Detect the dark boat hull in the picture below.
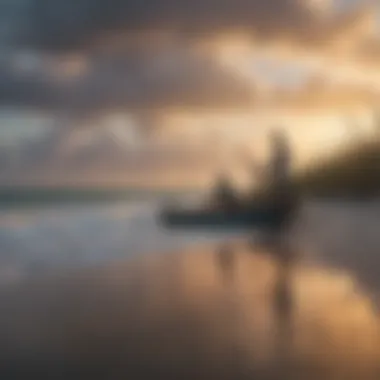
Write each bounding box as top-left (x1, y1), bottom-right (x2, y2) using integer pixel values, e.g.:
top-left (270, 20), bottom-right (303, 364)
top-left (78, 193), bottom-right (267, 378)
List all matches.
top-left (159, 207), bottom-right (283, 231)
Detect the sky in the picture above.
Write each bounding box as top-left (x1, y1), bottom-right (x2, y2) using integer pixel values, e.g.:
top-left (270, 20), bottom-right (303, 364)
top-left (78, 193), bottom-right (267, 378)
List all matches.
top-left (0, 0), bottom-right (379, 186)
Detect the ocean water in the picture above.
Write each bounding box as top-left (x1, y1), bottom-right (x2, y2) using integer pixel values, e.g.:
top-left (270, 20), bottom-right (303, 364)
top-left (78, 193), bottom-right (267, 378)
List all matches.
top-left (1, 196), bottom-right (380, 295)
top-left (0, 196), bottom-right (247, 282)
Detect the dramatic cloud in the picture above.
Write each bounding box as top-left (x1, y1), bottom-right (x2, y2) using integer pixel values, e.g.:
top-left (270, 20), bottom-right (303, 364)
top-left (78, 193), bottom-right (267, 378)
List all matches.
top-left (1, 44), bottom-right (379, 117)
top-left (1, 0), bottom-right (374, 57)
top-left (0, 0), bottom-right (320, 52)
top-left (0, 0), bottom-right (377, 115)
top-left (0, 46), bottom-right (256, 113)
top-left (0, 0), bottom-right (378, 186)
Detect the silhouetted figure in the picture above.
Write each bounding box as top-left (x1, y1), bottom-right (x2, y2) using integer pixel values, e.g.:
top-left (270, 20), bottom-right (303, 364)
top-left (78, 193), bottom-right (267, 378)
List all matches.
top-left (269, 129), bottom-right (290, 180)
top-left (267, 129), bottom-right (299, 236)
top-left (212, 174), bottom-right (239, 212)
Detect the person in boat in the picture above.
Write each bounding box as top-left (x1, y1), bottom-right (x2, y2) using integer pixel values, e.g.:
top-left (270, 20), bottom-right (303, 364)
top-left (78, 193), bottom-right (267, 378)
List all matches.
top-left (212, 174), bottom-right (240, 212)
top-left (267, 128), bottom-right (299, 236)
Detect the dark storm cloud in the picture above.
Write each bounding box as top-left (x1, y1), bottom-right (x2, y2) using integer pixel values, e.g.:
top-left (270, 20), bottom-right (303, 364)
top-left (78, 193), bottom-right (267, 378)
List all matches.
top-left (1, 0), bottom-right (317, 51)
top-left (0, 0), bottom-right (332, 115)
top-left (0, 64), bottom-right (56, 110)
top-left (0, 47), bottom-right (255, 113)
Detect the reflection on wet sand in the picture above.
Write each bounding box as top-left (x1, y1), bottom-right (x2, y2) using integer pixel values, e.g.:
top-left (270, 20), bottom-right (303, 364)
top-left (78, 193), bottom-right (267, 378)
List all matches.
top-left (0, 243), bottom-right (379, 380)
top-left (272, 245), bottom-right (294, 380)
top-left (216, 243), bottom-right (236, 286)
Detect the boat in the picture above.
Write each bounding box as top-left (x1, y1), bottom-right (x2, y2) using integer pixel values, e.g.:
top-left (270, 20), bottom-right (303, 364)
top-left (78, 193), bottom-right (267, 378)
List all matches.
top-left (159, 204), bottom-right (286, 231)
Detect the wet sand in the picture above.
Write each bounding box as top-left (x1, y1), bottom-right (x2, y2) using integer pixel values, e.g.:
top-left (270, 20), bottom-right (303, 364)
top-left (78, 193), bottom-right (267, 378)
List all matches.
top-left (0, 240), bottom-right (380, 380)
